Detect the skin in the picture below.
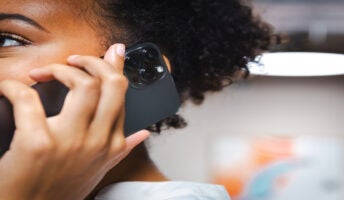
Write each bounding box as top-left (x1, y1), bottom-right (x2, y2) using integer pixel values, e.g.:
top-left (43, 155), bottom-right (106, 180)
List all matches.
top-left (0, 0), bottom-right (166, 199)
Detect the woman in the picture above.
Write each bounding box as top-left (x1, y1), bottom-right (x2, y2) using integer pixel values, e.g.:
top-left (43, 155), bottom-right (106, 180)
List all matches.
top-left (0, 0), bottom-right (273, 199)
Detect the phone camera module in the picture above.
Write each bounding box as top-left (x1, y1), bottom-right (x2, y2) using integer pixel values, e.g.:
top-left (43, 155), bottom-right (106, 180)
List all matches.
top-left (124, 47), bottom-right (165, 88)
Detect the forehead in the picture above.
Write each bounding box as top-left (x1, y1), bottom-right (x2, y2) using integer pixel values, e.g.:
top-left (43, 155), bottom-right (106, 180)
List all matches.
top-left (0, 0), bottom-right (93, 27)
top-left (0, 0), bottom-right (108, 55)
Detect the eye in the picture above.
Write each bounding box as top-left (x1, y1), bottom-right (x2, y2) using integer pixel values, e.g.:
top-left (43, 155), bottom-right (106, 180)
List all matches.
top-left (0, 33), bottom-right (31, 47)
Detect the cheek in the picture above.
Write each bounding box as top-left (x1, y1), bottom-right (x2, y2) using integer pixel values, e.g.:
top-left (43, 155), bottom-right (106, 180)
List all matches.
top-left (0, 54), bottom-right (51, 84)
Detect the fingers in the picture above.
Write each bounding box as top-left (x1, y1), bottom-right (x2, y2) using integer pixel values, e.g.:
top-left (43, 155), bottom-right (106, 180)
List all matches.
top-left (26, 44), bottom-right (130, 157)
top-left (30, 64), bottom-right (100, 129)
top-left (67, 44), bottom-right (128, 139)
top-left (0, 80), bottom-right (48, 139)
top-left (29, 44), bottom-right (128, 147)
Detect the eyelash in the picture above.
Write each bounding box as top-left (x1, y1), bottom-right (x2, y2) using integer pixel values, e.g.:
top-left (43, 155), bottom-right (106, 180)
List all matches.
top-left (0, 32), bottom-right (32, 47)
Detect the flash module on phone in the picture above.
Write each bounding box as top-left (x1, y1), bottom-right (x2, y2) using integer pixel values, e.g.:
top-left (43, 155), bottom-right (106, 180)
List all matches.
top-left (0, 43), bottom-right (180, 156)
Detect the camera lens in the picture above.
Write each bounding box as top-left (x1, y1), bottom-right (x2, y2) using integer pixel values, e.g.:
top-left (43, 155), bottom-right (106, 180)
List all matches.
top-left (124, 46), bottom-right (165, 88)
top-left (138, 67), bottom-right (157, 84)
top-left (125, 54), bottom-right (140, 66)
top-left (142, 48), bottom-right (158, 62)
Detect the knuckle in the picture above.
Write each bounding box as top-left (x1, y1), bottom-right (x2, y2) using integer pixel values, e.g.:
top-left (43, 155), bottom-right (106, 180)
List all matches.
top-left (87, 138), bottom-right (108, 153)
top-left (106, 74), bottom-right (128, 88)
top-left (29, 136), bottom-right (56, 157)
top-left (16, 88), bottom-right (38, 102)
top-left (80, 78), bottom-right (100, 91)
top-left (110, 136), bottom-right (127, 153)
top-left (62, 136), bottom-right (87, 153)
top-left (67, 141), bottom-right (84, 153)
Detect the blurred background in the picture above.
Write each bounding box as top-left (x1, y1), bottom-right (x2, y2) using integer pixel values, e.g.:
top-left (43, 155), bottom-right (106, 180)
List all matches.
top-left (255, 0), bottom-right (344, 53)
top-left (148, 1), bottom-right (344, 200)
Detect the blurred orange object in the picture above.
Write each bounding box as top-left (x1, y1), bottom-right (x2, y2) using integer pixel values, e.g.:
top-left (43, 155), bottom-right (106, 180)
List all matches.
top-left (252, 137), bottom-right (294, 166)
top-left (213, 173), bottom-right (244, 197)
top-left (212, 136), bottom-right (295, 198)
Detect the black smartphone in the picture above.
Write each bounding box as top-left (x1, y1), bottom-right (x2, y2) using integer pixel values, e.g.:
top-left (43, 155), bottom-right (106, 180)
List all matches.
top-left (0, 43), bottom-right (180, 156)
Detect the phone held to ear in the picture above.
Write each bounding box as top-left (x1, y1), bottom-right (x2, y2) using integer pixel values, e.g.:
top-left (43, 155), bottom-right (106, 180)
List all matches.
top-left (0, 43), bottom-right (180, 156)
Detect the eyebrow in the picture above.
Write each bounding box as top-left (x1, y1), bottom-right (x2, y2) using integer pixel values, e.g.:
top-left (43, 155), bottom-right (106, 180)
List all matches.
top-left (0, 13), bottom-right (48, 32)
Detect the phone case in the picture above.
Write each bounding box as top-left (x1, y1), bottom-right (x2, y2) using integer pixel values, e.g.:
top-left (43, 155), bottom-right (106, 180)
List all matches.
top-left (124, 43), bottom-right (180, 134)
top-left (0, 43), bottom-right (180, 156)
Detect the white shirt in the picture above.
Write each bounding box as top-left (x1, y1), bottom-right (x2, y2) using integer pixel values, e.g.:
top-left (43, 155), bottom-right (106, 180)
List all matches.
top-left (95, 181), bottom-right (231, 200)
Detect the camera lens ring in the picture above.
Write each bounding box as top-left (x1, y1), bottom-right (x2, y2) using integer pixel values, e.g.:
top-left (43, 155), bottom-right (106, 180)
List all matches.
top-left (124, 45), bottom-right (166, 88)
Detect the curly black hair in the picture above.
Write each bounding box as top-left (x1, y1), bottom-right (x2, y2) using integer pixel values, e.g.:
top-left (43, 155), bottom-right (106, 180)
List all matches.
top-left (94, 0), bottom-right (274, 132)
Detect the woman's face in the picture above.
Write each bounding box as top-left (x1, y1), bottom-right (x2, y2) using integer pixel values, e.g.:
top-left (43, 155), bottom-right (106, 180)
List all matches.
top-left (0, 0), bottom-right (105, 85)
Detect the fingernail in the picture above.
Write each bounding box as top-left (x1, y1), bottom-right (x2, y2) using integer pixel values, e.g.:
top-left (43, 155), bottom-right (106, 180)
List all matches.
top-left (67, 55), bottom-right (80, 62)
top-left (29, 68), bottom-right (42, 75)
top-left (104, 44), bottom-right (125, 64)
top-left (115, 43), bottom-right (125, 57)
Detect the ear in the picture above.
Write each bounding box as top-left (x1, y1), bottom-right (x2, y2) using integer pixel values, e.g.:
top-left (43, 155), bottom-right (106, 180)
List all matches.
top-left (162, 55), bottom-right (172, 72)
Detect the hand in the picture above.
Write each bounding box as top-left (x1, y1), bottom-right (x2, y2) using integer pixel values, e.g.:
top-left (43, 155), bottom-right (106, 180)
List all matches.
top-left (0, 44), bottom-right (150, 200)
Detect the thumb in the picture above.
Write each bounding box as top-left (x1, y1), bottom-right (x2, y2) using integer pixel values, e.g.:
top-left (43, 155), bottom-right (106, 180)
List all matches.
top-left (108, 130), bottom-right (150, 167)
top-left (125, 130), bottom-right (151, 152)
top-left (103, 43), bottom-right (126, 71)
